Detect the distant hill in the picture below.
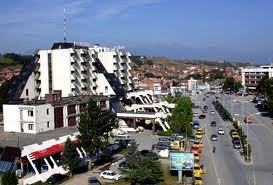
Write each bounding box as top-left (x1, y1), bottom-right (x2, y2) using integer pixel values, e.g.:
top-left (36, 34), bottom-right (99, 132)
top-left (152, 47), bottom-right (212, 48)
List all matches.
top-left (130, 55), bottom-right (251, 69)
top-left (0, 53), bottom-right (32, 69)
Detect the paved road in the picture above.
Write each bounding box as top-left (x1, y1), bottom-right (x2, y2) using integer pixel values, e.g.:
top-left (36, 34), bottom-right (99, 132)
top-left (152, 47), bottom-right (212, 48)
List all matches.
top-left (221, 94), bottom-right (273, 185)
top-left (193, 94), bottom-right (252, 185)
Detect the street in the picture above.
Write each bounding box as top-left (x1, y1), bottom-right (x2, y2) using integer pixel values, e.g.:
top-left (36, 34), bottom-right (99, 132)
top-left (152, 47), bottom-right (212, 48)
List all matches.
top-left (221, 94), bottom-right (273, 185)
top-left (193, 94), bottom-right (253, 185)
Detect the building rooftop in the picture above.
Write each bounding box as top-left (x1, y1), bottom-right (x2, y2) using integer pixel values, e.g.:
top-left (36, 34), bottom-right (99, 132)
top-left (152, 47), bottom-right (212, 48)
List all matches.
top-left (0, 126), bottom-right (78, 149)
top-left (7, 95), bottom-right (108, 106)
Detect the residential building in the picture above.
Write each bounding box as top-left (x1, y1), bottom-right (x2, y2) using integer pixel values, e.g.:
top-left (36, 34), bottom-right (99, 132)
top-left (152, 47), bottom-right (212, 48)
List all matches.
top-left (3, 91), bottom-right (109, 134)
top-left (241, 65), bottom-right (273, 92)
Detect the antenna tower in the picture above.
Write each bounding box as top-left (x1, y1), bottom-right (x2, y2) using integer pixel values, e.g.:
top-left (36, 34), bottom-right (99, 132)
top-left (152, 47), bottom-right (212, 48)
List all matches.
top-left (64, 8), bottom-right (67, 42)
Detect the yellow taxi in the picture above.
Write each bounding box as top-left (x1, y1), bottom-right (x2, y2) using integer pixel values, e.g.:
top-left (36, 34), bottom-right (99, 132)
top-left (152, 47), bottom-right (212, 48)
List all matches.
top-left (231, 132), bottom-right (239, 139)
top-left (193, 173), bottom-right (204, 185)
top-left (194, 153), bottom-right (200, 162)
top-left (193, 141), bottom-right (204, 148)
top-left (195, 132), bottom-right (203, 139)
top-left (193, 163), bottom-right (206, 175)
top-left (197, 128), bottom-right (205, 135)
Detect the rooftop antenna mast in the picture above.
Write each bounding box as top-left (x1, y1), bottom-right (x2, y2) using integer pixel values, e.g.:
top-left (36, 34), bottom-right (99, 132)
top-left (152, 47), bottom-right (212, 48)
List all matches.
top-left (64, 8), bottom-right (67, 43)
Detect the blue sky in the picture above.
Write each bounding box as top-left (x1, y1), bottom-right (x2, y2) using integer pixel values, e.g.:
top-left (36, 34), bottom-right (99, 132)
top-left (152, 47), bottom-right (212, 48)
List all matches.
top-left (0, 0), bottom-right (273, 63)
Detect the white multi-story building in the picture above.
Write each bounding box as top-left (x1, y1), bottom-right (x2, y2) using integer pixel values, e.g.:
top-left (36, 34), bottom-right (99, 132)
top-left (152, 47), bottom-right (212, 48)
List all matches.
top-left (241, 65), bottom-right (273, 92)
top-left (7, 42), bottom-right (133, 101)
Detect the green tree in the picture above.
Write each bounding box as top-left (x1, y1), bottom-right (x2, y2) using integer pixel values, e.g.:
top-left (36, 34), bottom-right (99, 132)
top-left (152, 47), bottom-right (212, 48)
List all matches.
top-left (223, 77), bottom-right (242, 93)
top-left (78, 99), bottom-right (116, 155)
top-left (144, 72), bottom-right (155, 78)
top-left (209, 70), bottom-right (225, 80)
top-left (1, 171), bottom-right (18, 185)
top-left (61, 138), bottom-right (81, 174)
top-left (170, 97), bottom-right (193, 136)
top-left (186, 73), bottom-right (202, 80)
top-left (257, 76), bottom-right (273, 112)
top-left (0, 80), bottom-right (11, 112)
top-left (123, 142), bottom-right (163, 185)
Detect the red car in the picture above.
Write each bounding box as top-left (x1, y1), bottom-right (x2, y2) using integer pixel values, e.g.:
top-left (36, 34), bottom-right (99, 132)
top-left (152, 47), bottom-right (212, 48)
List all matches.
top-left (191, 145), bottom-right (202, 153)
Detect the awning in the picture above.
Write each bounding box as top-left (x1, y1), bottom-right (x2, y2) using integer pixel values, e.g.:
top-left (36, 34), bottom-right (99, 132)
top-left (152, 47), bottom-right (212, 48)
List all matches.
top-left (31, 144), bottom-right (64, 159)
top-left (31, 140), bottom-right (79, 160)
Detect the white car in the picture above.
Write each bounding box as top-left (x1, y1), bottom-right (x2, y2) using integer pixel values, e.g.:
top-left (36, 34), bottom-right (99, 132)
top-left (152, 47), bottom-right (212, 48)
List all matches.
top-left (218, 128), bottom-right (225, 135)
top-left (100, 170), bottom-right (121, 181)
top-left (194, 112), bottom-right (198, 117)
top-left (210, 110), bottom-right (215, 115)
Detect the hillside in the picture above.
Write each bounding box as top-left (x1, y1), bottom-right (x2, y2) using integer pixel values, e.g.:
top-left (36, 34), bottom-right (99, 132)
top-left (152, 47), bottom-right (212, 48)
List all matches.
top-left (0, 53), bottom-right (32, 69)
top-left (131, 55), bottom-right (251, 69)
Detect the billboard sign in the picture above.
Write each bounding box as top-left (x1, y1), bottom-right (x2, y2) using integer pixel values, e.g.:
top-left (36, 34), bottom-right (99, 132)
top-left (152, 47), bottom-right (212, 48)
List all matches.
top-left (170, 152), bottom-right (194, 171)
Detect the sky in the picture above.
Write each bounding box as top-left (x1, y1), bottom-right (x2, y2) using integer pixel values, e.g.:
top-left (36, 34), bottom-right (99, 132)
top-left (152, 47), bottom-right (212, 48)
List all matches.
top-left (0, 0), bottom-right (273, 64)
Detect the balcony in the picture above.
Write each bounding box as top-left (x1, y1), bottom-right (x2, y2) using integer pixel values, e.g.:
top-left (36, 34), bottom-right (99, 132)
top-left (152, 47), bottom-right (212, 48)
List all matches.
top-left (35, 80), bottom-right (41, 88)
top-left (35, 72), bottom-right (40, 79)
top-left (245, 83), bottom-right (259, 87)
top-left (35, 63), bottom-right (40, 71)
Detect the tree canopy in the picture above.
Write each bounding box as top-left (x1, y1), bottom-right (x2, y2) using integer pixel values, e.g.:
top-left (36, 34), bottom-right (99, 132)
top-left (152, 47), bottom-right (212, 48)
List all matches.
top-left (1, 171), bottom-right (18, 185)
top-left (123, 141), bottom-right (163, 185)
top-left (170, 97), bottom-right (193, 136)
top-left (78, 99), bottom-right (116, 155)
top-left (61, 137), bottom-right (81, 173)
top-left (222, 77), bottom-right (242, 92)
top-left (257, 76), bottom-right (273, 112)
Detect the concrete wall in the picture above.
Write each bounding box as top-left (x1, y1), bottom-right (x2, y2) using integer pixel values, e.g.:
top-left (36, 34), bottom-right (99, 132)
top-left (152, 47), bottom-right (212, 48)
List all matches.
top-left (20, 73), bottom-right (35, 99)
top-left (3, 104), bottom-right (54, 134)
top-left (35, 104), bottom-right (55, 133)
top-left (51, 49), bottom-right (72, 97)
top-left (39, 50), bottom-right (50, 97)
top-left (96, 74), bottom-right (115, 96)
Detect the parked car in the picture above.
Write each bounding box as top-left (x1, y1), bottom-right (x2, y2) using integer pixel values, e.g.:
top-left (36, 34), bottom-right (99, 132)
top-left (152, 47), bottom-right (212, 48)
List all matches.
top-left (194, 153), bottom-right (200, 162)
top-left (171, 133), bottom-right (183, 141)
top-left (88, 176), bottom-right (102, 185)
top-left (158, 137), bottom-right (174, 143)
top-left (46, 174), bottom-right (68, 184)
top-left (193, 141), bottom-right (203, 148)
top-left (119, 161), bottom-right (129, 169)
top-left (195, 132), bottom-right (203, 139)
top-left (211, 134), bottom-right (218, 141)
top-left (100, 170), bottom-right (121, 181)
top-left (191, 145), bottom-right (202, 153)
top-left (198, 114), bottom-right (206, 119)
top-left (139, 150), bottom-right (159, 160)
top-left (218, 128), bottom-right (225, 135)
top-left (189, 134), bottom-right (195, 142)
top-left (210, 121), bottom-right (216, 127)
top-left (152, 143), bottom-right (169, 150)
top-left (233, 140), bottom-right (241, 149)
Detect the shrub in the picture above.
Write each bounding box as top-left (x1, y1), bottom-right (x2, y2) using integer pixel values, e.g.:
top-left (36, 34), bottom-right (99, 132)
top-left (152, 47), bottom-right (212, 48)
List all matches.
top-left (157, 130), bottom-right (172, 136)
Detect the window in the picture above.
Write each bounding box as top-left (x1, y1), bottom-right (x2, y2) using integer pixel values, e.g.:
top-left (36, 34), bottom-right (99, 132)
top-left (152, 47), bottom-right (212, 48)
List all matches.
top-left (28, 124), bottom-right (34, 130)
top-left (47, 122), bottom-right (50, 128)
top-left (105, 86), bottom-right (108, 94)
top-left (28, 110), bottom-right (33, 117)
top-left (47, 108), bottom-right (49, 115)
top-left (20, 110), bottom-right (23, 120)
top-left (26, 89), bottom-right (29, 96)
